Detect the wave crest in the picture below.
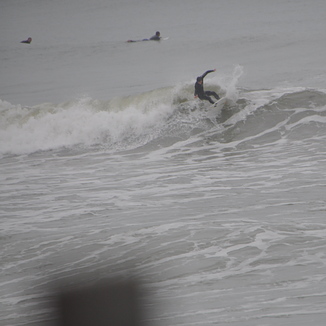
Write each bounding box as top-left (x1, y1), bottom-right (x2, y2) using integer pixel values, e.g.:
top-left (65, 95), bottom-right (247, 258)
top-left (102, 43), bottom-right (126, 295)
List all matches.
top-left (1, 68), bottom-right (325, 156)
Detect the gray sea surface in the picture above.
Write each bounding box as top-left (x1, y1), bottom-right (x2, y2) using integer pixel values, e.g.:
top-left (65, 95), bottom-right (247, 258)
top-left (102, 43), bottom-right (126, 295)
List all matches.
top-left (1, 1), bottom-right (326, 325)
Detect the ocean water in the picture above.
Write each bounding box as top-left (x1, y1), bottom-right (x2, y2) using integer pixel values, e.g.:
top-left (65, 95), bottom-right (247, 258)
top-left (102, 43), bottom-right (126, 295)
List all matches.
top-left (1, 0), bottom-right (326, 325)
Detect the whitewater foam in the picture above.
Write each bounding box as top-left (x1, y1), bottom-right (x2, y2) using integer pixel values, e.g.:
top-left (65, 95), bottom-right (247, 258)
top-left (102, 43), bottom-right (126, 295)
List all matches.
top-left (1, 67), bottom-right (246, 156)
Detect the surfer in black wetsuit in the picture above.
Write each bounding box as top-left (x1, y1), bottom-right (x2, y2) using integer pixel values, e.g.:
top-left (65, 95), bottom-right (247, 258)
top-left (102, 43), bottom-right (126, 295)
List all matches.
top-left (194, 69), bottom-right (220, 104)
top-left (127, 31), bottom-right (161, 42)
top-left (21, 37), bottom-right (32, 44)
top-left (149, 31), bottom-right (161, 41)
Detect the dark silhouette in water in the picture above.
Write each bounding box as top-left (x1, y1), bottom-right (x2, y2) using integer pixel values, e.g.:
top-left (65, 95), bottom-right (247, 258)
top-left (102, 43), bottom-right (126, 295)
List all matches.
top-left (127, 31), bottom-right (161, 43)
top-left (21, 37), bottom-right (32, 44)
top-left (194, 69), bottom-right (220, 104)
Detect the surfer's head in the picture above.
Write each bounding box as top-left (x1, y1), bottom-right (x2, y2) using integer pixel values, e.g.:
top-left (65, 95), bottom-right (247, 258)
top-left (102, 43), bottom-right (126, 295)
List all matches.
top-left (197, 77), bottom-right (203, 83)
top-left (155, 31), bottom-right (160, 36)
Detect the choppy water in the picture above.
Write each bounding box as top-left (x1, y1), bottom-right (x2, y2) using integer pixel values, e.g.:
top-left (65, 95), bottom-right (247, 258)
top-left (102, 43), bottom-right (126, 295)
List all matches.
top-left (1, 1), bottom-right (326, 325)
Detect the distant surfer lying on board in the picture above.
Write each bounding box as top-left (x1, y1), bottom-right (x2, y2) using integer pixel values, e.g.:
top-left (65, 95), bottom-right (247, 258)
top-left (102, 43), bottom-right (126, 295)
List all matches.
top-left (127, 31), bottom-right (162, 43)
top-left (194, 69), bottom-right (220, 104)
top-left (21, 37), bottom-right (32, 44)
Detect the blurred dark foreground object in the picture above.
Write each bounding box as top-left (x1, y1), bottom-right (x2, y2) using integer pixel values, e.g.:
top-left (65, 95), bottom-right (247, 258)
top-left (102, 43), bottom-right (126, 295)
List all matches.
top-left (57, 279), bottom-right (143, 326)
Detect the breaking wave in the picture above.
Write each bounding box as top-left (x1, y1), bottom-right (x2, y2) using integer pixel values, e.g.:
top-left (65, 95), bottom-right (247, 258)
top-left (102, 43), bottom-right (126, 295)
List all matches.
top-left (1, 66), bottom-right (325, 156)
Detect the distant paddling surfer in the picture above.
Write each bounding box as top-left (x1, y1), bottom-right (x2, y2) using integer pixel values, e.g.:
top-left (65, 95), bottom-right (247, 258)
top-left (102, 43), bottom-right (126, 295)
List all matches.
top-left (149, 31), bottom-right (161, 41)
top-left (21, 37), bottom-right (32, 44)
top-left (194, 69), bottom-right (220, 104)
top-left (127, 31), bottom-right (161, 43)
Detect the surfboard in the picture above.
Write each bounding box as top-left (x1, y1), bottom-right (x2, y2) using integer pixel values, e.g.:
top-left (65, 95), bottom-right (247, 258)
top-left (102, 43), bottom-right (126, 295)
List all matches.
top-left (207, 97), bottom-right (227, 118)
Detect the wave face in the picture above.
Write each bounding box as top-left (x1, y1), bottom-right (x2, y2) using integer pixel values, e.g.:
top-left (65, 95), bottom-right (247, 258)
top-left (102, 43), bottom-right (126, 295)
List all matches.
top-left (1, 70), bottom-right (326, 157)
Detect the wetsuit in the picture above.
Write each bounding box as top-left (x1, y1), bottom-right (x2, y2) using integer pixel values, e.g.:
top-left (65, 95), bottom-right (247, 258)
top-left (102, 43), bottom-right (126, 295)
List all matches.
top-left (21, 38), bottom-right (32, 44)
top-left (127, 33), bottom-right (161, 42)
top-left (194, 70), bottom-right (220, 104)
top-left (149, 33), bottom-right (161, 41)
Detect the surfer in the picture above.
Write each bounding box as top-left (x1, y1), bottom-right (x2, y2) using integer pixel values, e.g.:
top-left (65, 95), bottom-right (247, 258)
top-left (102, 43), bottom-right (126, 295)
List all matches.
top-left (194, 69), bottom-right (220, 104)
top-left (21, 37), bottom-right (32, 44)
top-left (149, 31), bottom-right (161, 41)
top-left (127, 31), bottom-right (161, 43)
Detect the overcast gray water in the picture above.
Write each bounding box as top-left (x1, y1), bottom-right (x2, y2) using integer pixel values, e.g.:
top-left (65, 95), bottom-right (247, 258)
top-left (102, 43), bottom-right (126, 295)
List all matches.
top-left (1, 1), bottom-right (326, 325)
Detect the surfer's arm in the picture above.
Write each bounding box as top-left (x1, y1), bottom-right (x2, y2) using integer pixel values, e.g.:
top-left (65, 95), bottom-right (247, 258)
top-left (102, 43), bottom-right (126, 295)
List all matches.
top-left (201, 69), bottom-right (216, 79)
